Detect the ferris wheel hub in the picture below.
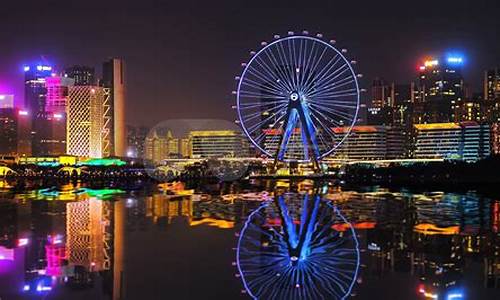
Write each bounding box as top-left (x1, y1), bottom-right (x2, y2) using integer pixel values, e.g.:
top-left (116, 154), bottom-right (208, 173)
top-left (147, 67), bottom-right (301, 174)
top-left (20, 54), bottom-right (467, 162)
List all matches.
top-left (289, 92), bottom-right (300, 101)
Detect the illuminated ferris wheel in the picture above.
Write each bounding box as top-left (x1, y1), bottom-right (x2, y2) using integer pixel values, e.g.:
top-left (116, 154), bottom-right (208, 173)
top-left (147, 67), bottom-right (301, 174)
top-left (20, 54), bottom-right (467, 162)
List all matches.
top-left (235, 32), bottom-right (361, 166)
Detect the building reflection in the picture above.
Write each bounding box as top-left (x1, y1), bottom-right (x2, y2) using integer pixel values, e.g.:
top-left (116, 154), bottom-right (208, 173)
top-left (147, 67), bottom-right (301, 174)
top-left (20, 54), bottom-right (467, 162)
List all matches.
top-left (0, 181), bottom-right (499, 298)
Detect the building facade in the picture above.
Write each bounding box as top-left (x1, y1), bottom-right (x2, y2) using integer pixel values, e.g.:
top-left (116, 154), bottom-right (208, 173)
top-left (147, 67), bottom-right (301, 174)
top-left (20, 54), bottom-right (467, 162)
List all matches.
top-left (102, 59), bottom-right (126, 157)
top-left (412, 122), bottom-right (490, 162)
top-left (64, 65), bottom-right (95, 86)
top-left (333, 126), bottom-right (406, 160)
top-left (415, 57), bottom-right (464, 123)
top-left (189, 130), bottom-right (249, 158)
top-left (67, 86), bottom-right (107, 158)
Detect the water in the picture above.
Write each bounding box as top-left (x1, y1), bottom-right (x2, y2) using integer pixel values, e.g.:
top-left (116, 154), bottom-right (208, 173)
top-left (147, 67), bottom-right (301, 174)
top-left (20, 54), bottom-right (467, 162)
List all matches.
top-left (0, 179), bottom-right (499, 299)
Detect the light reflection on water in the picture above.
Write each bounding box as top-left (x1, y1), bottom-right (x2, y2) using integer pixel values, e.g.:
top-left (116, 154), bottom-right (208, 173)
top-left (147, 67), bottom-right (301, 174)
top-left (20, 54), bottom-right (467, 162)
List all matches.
top-left (0, 180), bottom-right (499, 299)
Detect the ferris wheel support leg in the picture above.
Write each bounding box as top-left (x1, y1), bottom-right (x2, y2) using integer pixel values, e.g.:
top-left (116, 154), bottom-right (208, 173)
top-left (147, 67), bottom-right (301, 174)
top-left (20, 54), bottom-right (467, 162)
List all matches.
top-left (272, 107), bottom-right (297, 172)
top-left (297, 103), bottom-right (322, 174)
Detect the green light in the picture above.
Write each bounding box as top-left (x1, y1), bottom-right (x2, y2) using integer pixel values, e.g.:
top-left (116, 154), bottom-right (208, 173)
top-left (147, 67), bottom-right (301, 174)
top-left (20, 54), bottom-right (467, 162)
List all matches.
top-left (76, 158), bottom-right (127, 167)
top-left (36, 162), bottom-right (61, 167)
top-left (76, 188), bottom-right (125, 199)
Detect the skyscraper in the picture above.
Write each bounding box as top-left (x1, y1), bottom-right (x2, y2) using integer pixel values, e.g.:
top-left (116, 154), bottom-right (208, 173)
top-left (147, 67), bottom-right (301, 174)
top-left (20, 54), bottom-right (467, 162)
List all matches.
top-left (64, 65), bottom-right (95, 86)
top-left (102, 58), bottom-right (126, 157)
top-left (67, 86), bottom-right (108, 158)
top-left (484, 68), bottom-right (500, 101)
top-left (23, 64), bottom-right (53, 114)
top-left (415, 56), bottom-right (464, 123)
top-left (367, 78), bottom-right (392, 125)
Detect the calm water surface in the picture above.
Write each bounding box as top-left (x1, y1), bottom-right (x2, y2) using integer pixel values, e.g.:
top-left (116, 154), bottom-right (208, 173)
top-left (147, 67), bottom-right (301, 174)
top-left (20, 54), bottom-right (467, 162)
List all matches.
top-left (0, 179), bottom-right (499, 300)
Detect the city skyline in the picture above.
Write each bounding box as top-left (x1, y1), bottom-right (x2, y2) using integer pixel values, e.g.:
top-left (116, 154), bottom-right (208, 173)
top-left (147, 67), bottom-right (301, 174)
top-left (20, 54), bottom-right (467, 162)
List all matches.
top-left (0, 0), bottom-right (499, 126)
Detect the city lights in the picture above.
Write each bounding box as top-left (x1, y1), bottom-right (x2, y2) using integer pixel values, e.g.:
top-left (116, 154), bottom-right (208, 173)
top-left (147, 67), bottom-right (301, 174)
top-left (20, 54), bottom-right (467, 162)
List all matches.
top-left (447, 56), bottom-right (463, 64)
top-left (424, 59), bottom-right (439, 67)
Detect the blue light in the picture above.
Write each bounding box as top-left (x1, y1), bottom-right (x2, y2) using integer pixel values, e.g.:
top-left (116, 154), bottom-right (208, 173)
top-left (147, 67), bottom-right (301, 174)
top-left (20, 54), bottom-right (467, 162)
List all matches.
top-left (447, 290), bottom-right (464, 299)
top-left (447, 57), bottom-right (463, 64)
top-left (23, 284), bottom-right (30, 291)
top-left (23, 66), bottom-right (30, 72)
top-left (37, 65), bottom-right (43, 71)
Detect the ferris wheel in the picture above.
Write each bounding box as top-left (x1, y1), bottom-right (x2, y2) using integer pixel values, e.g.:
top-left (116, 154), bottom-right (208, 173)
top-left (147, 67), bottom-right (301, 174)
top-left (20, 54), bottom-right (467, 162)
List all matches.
top-left (235, 32), bottom-right (360, 166)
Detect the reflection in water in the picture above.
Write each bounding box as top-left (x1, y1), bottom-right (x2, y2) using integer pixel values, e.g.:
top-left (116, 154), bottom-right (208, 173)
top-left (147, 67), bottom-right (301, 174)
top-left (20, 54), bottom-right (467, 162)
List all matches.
top-left (0, 181), bottom-right (499, 299)
top-left (237, 192), bottom-right (359, 299)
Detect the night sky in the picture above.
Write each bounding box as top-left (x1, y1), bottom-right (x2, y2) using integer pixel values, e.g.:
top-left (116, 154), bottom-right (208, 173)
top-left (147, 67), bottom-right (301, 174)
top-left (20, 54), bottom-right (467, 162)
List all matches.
top-left (1, 0), bottom-right (499, 127)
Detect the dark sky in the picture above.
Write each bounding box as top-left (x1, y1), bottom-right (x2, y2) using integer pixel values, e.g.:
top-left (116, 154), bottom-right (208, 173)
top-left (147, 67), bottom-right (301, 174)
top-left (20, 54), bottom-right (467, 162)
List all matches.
top-left (1, 0), bottom-right (499, 127)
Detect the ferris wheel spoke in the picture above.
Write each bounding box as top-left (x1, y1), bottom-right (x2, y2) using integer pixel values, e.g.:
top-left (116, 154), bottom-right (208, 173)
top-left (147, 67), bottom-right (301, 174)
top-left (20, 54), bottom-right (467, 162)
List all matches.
top-left (302, 54), bottom-right (342, 95)
top-left (239, 99), bottom-right (287, 109)
top-left (248, 60), bottom-right (287, 91)
top-left (307, 115), bottom-right (332, 154)
top-left (243, 103), bottom-right (288, 123)
top-left (246, 107), bottom-right (288, 134)
top-left (301, 45), bottom-right (329, 90)
top-left (245, 66), bottom-right (290, 94)
top-left (311, 66), bottom-right (352, 94)
top-left (263, 50), bottom-right (295, 93)
top-left (267, 44), bottom-right (296, 92)
top-left (308, 105), bottom-right (348, 128)
top-left (239, 88), bottom-right (287, 99)
top-left (277, 40), bottom-right (297, 90)
top-left (299, 39), bottom-right (317, 93)
top-left (254, 56), bottom-right (292, 92)
top-left (308, 88), bottom-right (357, 99)
top-left (305, 63), bottom-right (349, 95)
top-left (309, 112), bottom-right (340, 145)
top-left (309, 102), bottom-right (355, 122)
top-left (242, 72), bottom-right (287, 95)
top-left (309, 77), bottom-right (355, 96)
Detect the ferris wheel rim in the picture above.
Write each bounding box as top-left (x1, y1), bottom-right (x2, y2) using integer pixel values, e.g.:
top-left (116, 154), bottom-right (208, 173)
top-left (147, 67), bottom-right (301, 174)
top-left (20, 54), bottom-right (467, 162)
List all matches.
top-left (236, 34), bottom-right (360, 161)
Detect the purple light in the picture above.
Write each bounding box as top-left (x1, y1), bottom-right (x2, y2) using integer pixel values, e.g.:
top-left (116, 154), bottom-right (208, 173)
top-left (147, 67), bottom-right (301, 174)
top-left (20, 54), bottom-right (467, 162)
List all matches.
top-left (17, 238), bottom-right (29, 247)
top-left (18, 110), bottom-right (29, 116)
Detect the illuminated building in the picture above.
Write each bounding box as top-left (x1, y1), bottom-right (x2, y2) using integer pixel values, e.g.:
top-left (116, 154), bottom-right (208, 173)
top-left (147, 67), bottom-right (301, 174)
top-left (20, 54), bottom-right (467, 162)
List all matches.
top-left (333, 126), bottom-right (405, 160)
top-left (484, 68), bottom-right (500, 101)
top-left (0, 104), bottom-right (32, 156)
top-left (102, 58), bottom-right (126, 157)
top-left (145, 129), bottom-right (180, 163)
top-left (0, 94), bottom-right (14, 109)
top-left (0, 108), bottom-right (18, 155)
top-left (67, 86), bottom-right (108, 158)
top-left (180, 138), bottom-right (190, 158)
top-left (66, 198), bottom-right (109, 271)
top-left (413, 122), bottom-right (490, 161)
top-left (126, 125), bottom-right (148, 158)
top-left (32, 111), bottom-right (67, 155)
top-left (189, 130), bottom-right (249, 158)
top-left (415, 55), bottom-right (465, 123)
top-left (491, 123), bottom-right (500, 155)
top-left (64, 65), bottom-right (95, 86)
top-left (391, 83), bottom-right (415, 126)
top-left (24, 64), bottom-right (53, 114)
top-left (367, 78), bottom-right (393, 125)
top-left (45, 76), bottom-right (74, 114)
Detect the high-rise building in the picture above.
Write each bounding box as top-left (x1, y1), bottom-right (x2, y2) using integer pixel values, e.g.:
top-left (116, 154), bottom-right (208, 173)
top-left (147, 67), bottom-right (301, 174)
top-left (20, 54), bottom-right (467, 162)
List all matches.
top-left (484, 68), bottom-right (500, 101)
top-left (189, 130), bottom-right (250, 158)
top-left (23, 64), bottom-right (53, 114)
top-left (102, 58), bottom-right (126, 157)
top-left (67, 86), bottom-right (108, 158)
top-left (0, 108), bottom-right (18, 155)
top-left (391, 83), bottom-right (414, 127)
top-left (64, 65), bottom-right (95, 86)
top-left (126, 125), bottom-right (149, 158)
top-left (45, 76), bottom-right (74, 114)
top-left (31, 76), bottom-right (75, 156)
top-left (367, 78), bottom-right (392, 125)
top-left (412, 122), bottom-right (490, 162)
top-left (415, 56), bottom-right (465, 123)
top-left (0, 94), bottom-right (14, 109)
